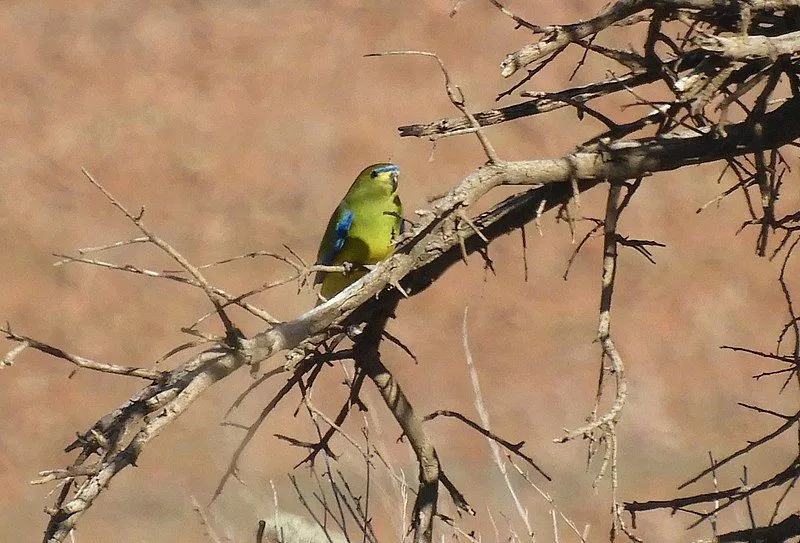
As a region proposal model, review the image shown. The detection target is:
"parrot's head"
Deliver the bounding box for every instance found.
[362,163,400,194]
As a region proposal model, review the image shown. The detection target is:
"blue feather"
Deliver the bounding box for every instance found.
[370,164,399,176]
[321,208,354,264]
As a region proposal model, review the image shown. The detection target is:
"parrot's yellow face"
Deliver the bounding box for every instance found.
[348,163,400,200]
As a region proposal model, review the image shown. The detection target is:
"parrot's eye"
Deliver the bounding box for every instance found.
[370,170,379,179]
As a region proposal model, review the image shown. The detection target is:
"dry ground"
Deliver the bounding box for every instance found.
[1,2,798,541]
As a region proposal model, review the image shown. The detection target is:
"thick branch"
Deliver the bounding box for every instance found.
[499,0,800,77]
[354,305,440,543]
[392,96,800,302]
[716,513,800,542]
[500,0,649,77]
[399,70,659,138]
[43,350,240,542]
[625,456,800,515]
[659,0,800,11]
[696,29,800,59]
[39,94,800,542]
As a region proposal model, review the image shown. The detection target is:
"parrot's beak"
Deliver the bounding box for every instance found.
[390,171,399,193]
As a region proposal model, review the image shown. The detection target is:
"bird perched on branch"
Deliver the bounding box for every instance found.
[314,163,403,303]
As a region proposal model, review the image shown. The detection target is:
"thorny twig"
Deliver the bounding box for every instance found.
[8,3,800,542]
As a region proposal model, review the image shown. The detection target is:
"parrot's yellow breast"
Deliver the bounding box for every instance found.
[320,197,401,300]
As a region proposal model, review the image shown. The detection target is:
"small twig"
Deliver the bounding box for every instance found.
[52,253,280,324]
[563,218,604,280]
[153,340,211,366]
[51,237,150,265]
[186,274,299,329]
[31,464,103,485]
[507,457,587,542]
[570,34,599,81]
[381,330,418,363]
[497,52,560,101]
[486,0,544,32]
[499,0,650,77]
[678,408,800,489]
[777,236,800,364]
[519,227,529,281]
[1,337,30,367]
[737,402,792,420]
[213,360,315,502]
[366,51,500,164]
[191,496,223,543]
[81,168,239,338]
[293,369,368,466]
[173,249,303,273]
[557,183,628,442]
[401,70,658,139]
[462,307,534,538]
[423,409,549,480]
[3,326,165,381]
[223,364,289,418]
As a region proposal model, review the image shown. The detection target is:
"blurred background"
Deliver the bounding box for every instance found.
[2,1,798,541]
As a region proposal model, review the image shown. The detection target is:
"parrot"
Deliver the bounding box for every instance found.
[314,163,403,303]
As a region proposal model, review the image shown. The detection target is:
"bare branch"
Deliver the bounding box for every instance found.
[486,0,543,32]
[500,0,649,78]
[353,304,441,543]
[4,326,165,381]
[696,29,800,60]
[423,409,550,480]
[80,169,239,337]
[52,253,281,324]
[367,50,500,163]
[400,70,658,139]
[462,307,533,537]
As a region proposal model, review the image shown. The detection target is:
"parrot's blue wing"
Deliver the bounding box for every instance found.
[320,207,354,265]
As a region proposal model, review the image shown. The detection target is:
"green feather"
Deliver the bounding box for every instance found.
[315,163,403,301]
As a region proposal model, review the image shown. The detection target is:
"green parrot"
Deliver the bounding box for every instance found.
[315,163,403,303]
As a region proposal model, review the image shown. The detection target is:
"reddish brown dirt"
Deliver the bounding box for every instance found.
[2,2,798,541]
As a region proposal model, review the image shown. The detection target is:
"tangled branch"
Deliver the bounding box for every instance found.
[4,1,800,541]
